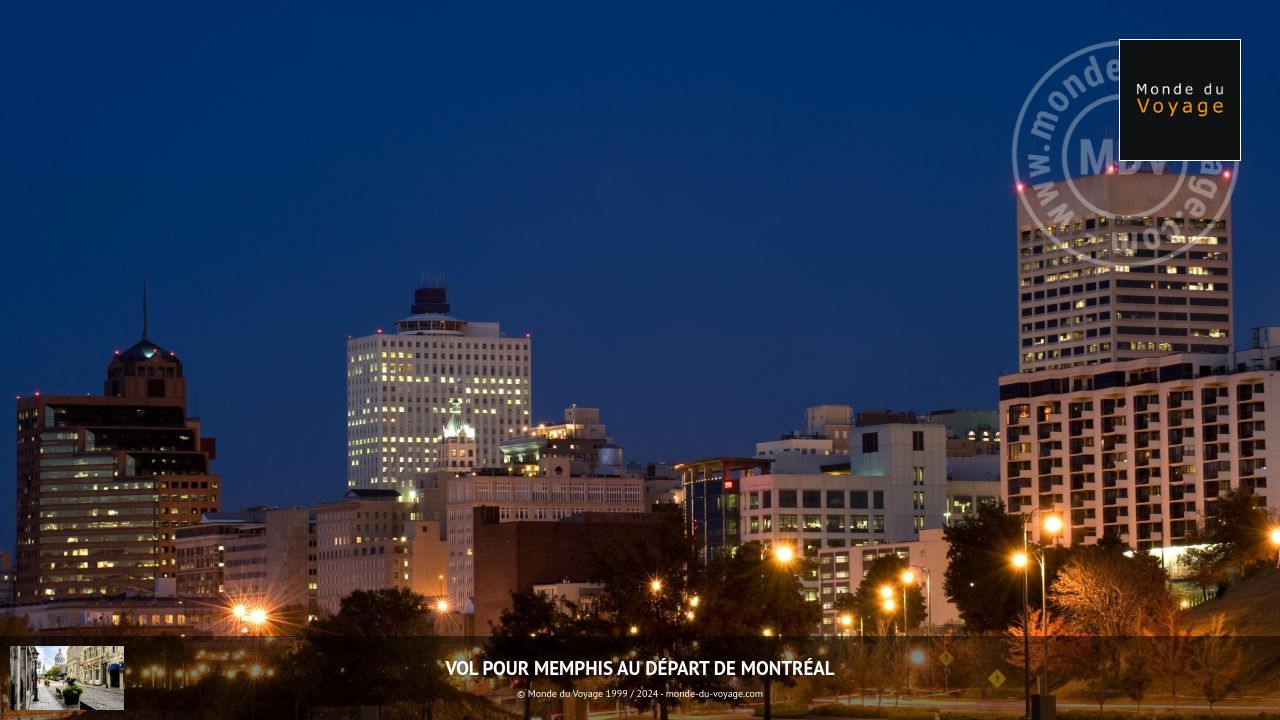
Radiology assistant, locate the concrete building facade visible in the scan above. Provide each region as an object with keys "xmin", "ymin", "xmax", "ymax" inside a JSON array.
[
  {"xmin": 1017, "ymin": 172, "xmax": 1232, "ymax": 372},
  {"xmin": 346, "ymin": 285, "xmax": 532, "ymax": 493},
  {"xmin": 64, "ymin": 645, "xmax": 124, "ymax": 688},
  {"xmin": 314, "ymin": 489, "xmax": 446, "ymax": 614},
  {"xmin": 1001, "ymin": 335, "xmax": 1280, "ymax": 549}
]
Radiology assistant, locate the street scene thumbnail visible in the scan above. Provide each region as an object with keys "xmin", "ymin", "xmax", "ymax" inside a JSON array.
[{"xmin": 8, "ymin": 645, "xmax": 125, "ymax": 712}]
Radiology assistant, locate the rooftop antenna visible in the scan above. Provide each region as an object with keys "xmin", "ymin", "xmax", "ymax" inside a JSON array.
[{"xmin": 142, "ymin": 280, "xmax": 149, "ymax": 341}]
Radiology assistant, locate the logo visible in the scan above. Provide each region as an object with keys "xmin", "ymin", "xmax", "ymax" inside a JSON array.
[{"xmin": 1011, "ymin": 42, "xmax": 1238, "ymax": 269}]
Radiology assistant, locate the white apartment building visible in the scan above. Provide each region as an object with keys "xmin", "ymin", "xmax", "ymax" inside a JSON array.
[
  {"xmin": 732, "ymin": 423, "xmax": 947, "ymax": 599},
  {"xmin": 445, "ymin": 456, "xmax": 645, "ymax": 610},
  {"xmin": 347, "ymin": 285, "xmax": 531, "ymax": 493},
  {"xmin": 1001, "ymin": 329, "xmax": 1280, "ymax": 550}
]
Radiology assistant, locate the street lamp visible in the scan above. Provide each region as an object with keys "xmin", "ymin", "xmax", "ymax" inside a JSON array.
[
  {"xmin": 1038, "ymin": 514, "xmax": 1062, "ymax": 695},
  {"xmin": 650, "ymin": 578, "xmax": 664, "ymax": 594},
  {"xmin": 875, "ymin": 594, "xmax": 896, "ymax": 632},
  {"xmin": 773, "ymin": 544, "xmax": 796, "ymax": 565},
  {"xmin": 1270, "ymin": 527, "xmax": 1280, "ymax": 567},
  {"xmin": 900, "ymin": 566, "xmax": 933, "ymax": 637},
  {"xmin": 838, "ymin": 612, "xmax": 854, "ymax": 637},
  {"xmin": 1011, "ymin": 550, "xmax": 1031, "ymax": 719},
  {"xmin": 1013, "ymin": 510, "xmax": 1062, "ymax": 720}
]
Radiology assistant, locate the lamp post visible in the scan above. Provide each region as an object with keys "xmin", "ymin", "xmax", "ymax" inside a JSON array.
[
  {"xmin": 1039, "ymin": 514, "xmax": 1063, "ymax": 693},
  {"xmin": 900, "ymin": 566, "xmax": 932, "ymax": 638},
  {"xmin": 1011, "ymin": 550, "xmax": 1030, "ymax": 720},
  {"xmin": 1013, "ymin": 511, "xmax": 1063, "ymax": 720}
]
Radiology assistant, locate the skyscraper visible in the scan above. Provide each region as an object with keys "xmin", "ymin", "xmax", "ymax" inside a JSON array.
[
  {"xmin": 1017, "ymin": 172, "xmax": 1231, "ymax": 372},
  {"xmin": 346, "ymin": 285, "xmax": 532, "ymax": 493},
  {"xmin": 1001, "ymin": 170, "xmax": 1268, "ymax": 552},
  {"xmin": 15, "ymin": 303, "xmax": 221, "ymax": 601}
]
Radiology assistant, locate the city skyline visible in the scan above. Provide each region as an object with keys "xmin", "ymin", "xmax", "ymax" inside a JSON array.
[{"xmin": 5, "ymin": 4, "xmax": 1280, "ymax": 551}]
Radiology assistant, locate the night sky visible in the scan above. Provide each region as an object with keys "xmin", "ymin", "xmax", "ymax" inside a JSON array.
[{"xmin": 3, "ymin": 4, "xmax": 1278, "ymax": 546}]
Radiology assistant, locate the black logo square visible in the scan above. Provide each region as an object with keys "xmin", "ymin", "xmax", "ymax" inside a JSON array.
[{"xmin": 1119, "ymin": 39, "xmax": 1240, "ymax": 161}]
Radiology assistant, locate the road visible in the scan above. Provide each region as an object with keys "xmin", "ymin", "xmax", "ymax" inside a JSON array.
[
  {"xmin": 28, "ymin": 680, "xmax": 126, "ymax": 711},
  {"xmin": 73, "ymin": 681, "xmax": 126, "ymax": 710}
]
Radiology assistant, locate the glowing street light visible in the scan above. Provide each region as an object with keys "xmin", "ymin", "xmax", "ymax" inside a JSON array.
[
  {"xmin": 1043, "ymin": 514, "xmax": 1064, "ymax": 536},
  {"xmin": 1271, "ymin": 527, "xmax": 1280, "ymax": 567},
  {"xmin": 773, "ymin": 544, "xmax": 795, "ymax": 565},
  {"xmin": 838, "ymin": 612, "xmax": 854, "ymax": 637},
  {"xmin": 435, "ymin": 598, "xmax": 450, "ymax": 613},
  {"xmin": 1011, "ymin": 551, "xmax": 1029, "ymax": 569},
  {"xmin": 879, "ymin": 585, "xmax": 893, "ymax": 600},
  {"xmin": 761, "ymin": 628, "xmax": 774, "ymax": 637},
  {"xmin": 649, "ymin": 578, "xmax": 664, "ymax": 594},
  {"xmin": 232, "ymin": 604, "xmax": 248, "ymax": 621}
]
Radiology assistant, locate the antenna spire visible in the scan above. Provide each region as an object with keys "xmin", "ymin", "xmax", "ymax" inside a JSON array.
[{"xmin": 142, "ymin": 280, "xmax": 149, "ymax": 341}]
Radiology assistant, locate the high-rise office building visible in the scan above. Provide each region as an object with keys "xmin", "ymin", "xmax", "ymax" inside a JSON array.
[
  {"xmin": 1017, "ymin": 172, "xmax": 1231, "ymax": 372},
  {"xmin": 346, "ymin": 285, "xmax": 532, "ymax": 493},
  {"xmin": 15, "ymin": 311, "xmax": 221, "ymax": 601},
  {"xmin": 1002, "ymin": 170, "xmax": 1267, "ymax": 553}
]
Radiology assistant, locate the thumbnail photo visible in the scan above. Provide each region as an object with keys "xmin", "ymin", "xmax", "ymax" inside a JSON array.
[{"xmin": 7, "ymin": 645, "xmax": 125, "ymax": 712}]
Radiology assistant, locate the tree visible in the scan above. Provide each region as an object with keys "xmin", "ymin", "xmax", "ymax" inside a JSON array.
[
  {"xmin": 954, "ymin": 633, "xmax": 1007, "ymax": 700},
  {"xmin": 1186, "ymin": 488, "xmax": 1275, "ymax": 587},
  {"xmin": 1080, "ymin": 640, "xmax": 1122, "ymax": 711},
  {"xmin": 483, "ymin": 591, "xmax": 574, "ymax": 720},
  {"xmin": 585, "ymin": 507, "xmax": 709, "ymax": 720},
  {"xmin": 942, "ymin": 502, "xmax": 1027, "ymax": 631},
  {"xmin": 1180, "ymin": 544, "xmax": 1230, "ymax": 601},
  {"xmin": 1149, "ymin": 601, "xmax": 1193, "ymax": 708},
  {"xmin": 1003, "ymin": 609, "xmax": 1077, "ymax": 693},
  {"xmin": 697, "ymin": 541, "xmax": 821, "ymax": 720},
  {"xmin": 847, "ymin": 556, "xmax": 926, "ymax": 635},
  {"xmin": 1117, "ymin": 640, "xmax": 1154, "ymax": 713},
  {"xmin": 1193, "ymin": 615, "xmax": 1244, "ymax": 712},
  {"xmin": 302, "ymin": 588, "xmax": 453, "ymax": 720},
  {"xmin": 1051, "ymin": 544, "xmax": 1171, "ymax": 637}
]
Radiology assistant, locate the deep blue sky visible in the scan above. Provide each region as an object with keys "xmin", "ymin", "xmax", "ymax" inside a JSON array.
[{"xmin": 3, "ymin": 4, "xmax": 1278, "ymax": 546}]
